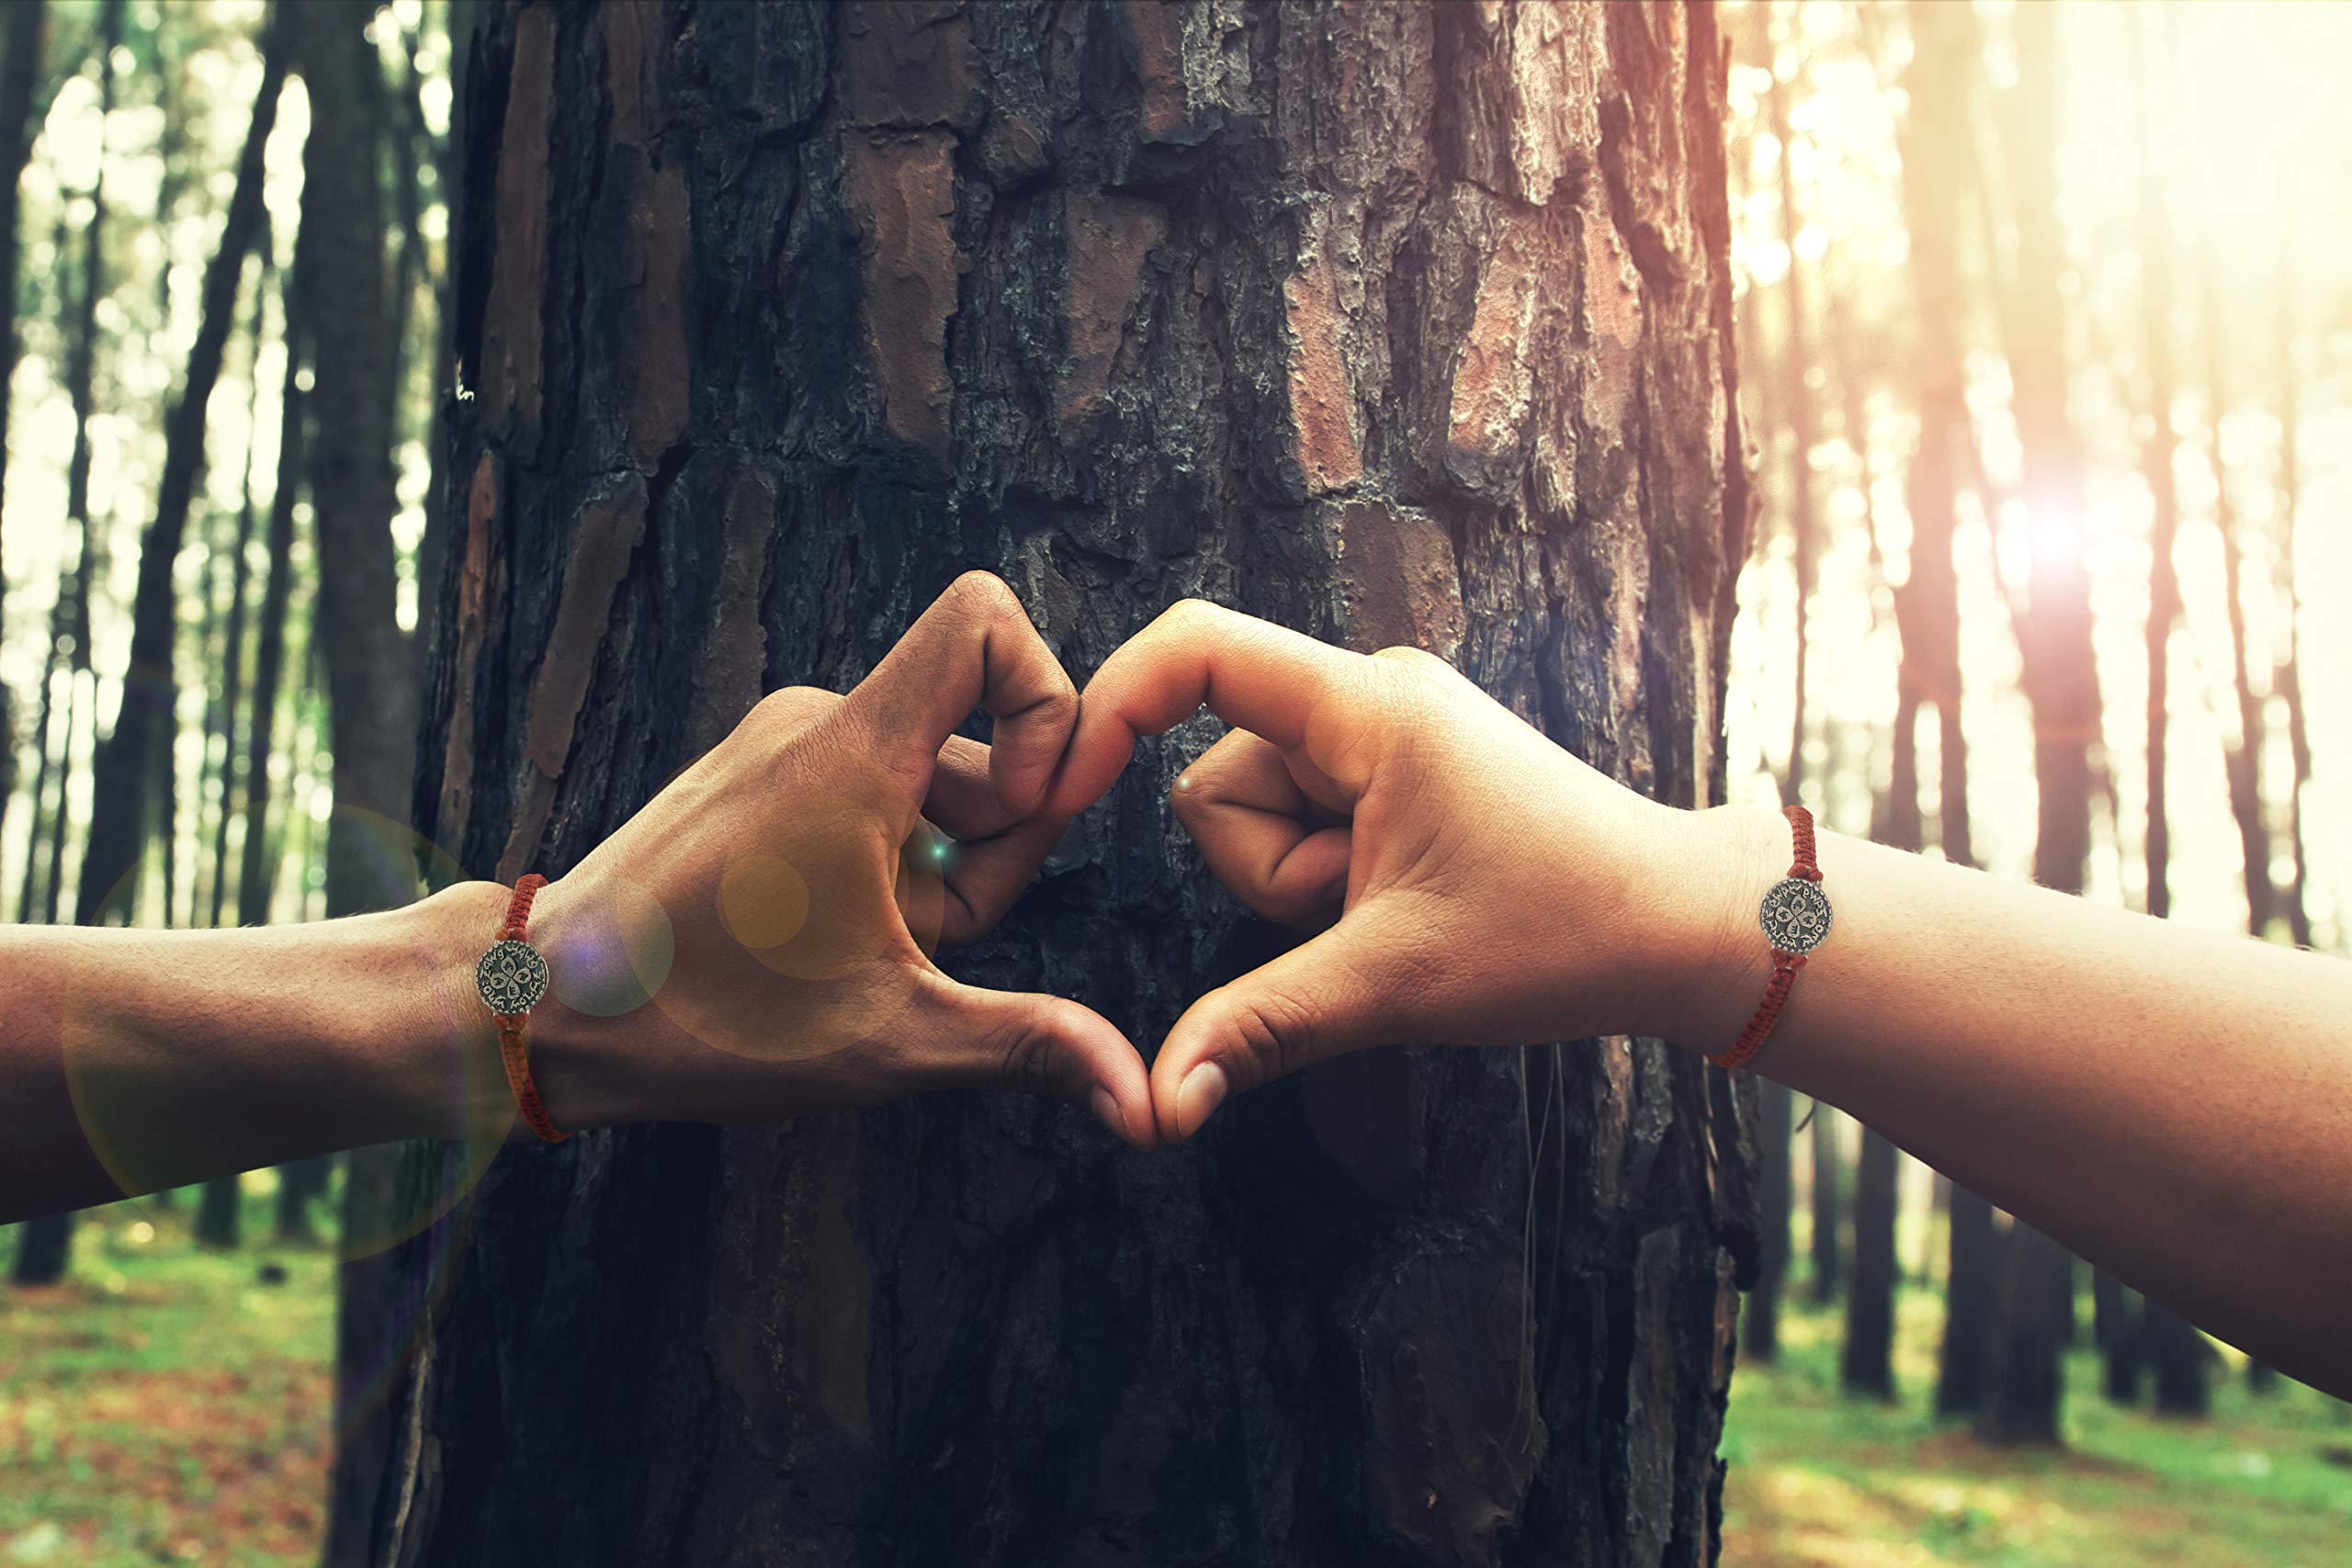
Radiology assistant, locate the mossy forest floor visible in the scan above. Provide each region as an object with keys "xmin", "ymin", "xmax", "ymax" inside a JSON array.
[
  {"xmin": 6, "ymin": 1194, "xmax": 2350, "ymax": 1564},
  {"xmin": 2, "ymin": 1190, "xmax": 334, "ymax": 1567},
  {"xmin": 1724, "ymin": 1276, "xmax": 2352, "ymax": 1566}
]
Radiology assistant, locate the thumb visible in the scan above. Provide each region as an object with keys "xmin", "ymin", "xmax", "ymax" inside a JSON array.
[
  {"xmin": 1149, "ymin": 919, "xmax": 1406, "ymax": 1144},
  {"xmin": 943, "ymin": 979, "xmax": 1159, "ymax": 1151}
]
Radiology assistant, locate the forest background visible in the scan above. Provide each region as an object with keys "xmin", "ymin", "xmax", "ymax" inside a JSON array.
[{"xmin": 0, "ymin": 2, "xmax": 2348, "ymax": 1564}]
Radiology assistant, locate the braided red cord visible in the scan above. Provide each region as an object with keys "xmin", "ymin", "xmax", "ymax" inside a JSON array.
[
  {"xmin": 1712, "ymin": 806, "xmax": 1818, "ymax": 1072},
  {"xmin": 492, "ymin": 874, "xmax": 569, "ymax": 1143},
  {"xmin": 498, "ymin": 874, "xmax": 545, "ymax": 942}
]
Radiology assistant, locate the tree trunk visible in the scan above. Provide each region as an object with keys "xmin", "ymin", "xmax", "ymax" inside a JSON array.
[
  {"xmin": 70, "ymin": 7, "xmax": 287, "ymax": 934},
  {"xmin": 237, "ymin": 259, "xmax": 307, "ymax": 931},
  {"xmin": 336, "ymin": 6, "xmax": 1756, "ymax": 1564},
  {"xmin": 9, "ymin": 0, "xmax": 121, "ymax": 1291},
  {"xmin": 1747, "ymin": 1077, "xmax": 1793, "ymax": 1361},
  {"xmin": 1974, "ymin": 0, "xmax": 2093, "ymax": 1431},
  {"xmin": 1934, "ymin": 1186, "xmax": 1996, "ymax": 1417},
  {"xmin": 0, "ymin": 0, "xmax": 47, "ymax": 830},
  {"xmin": 288, "ymin": 0, "xmax": 419, "ymax": 1387},
  {"xmin": 297, "ymin": 0, "xmax": 417, "ymax": 914},
  {"xmin": 196, "ymin": 1175, "xmax": 242, "ymax": 1249},
  {"xmin": 2093, "ymin": 1271, "xmax": 2141, "ymax": 1404},
  {"xmin": 1850, "ymin": 0, "xmax": 1978, "ymax": 1408},
  {"xmin": 1809, "ymin": 1100, "xmax": 1841, "ymax": 1303},
  {"xmin": 2127, "ymin": 11, "xmax": 2209, "ymax": 1424},
  {"xmin": 2206, "ymin": 246, "xmax": 2271, "ymax": 940},
  {"xmin": 1841, "ymin": 1126, "xmax": 1898, "ymax": 1401},
  {"xmin": 207, "ymin": 274, "xmax": 271, "ymax": 928},
  {"xmin": 1767, "ymin": 58, "xmax": 1818, "ymax": 803},
  {"xmin": 2270, "ymin": 243, "xmax": 2312, "ymax": 953}
]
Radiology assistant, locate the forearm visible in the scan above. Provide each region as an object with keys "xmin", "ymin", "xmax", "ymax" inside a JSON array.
[
  {"xmin": 1654, "ymin": 804, "xmax": 2352, "ymax": 1393},
  {"xmin": 0, "ymin": 882, "xmax": 522, "ymax": 1223}
]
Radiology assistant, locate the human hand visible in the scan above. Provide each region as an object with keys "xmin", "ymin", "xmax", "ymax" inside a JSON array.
[
  {"xmin": 522, "ymin": 573, "xmax": 1156, "ymax": 1147},
  {"xmin": 1047, "ymin": 602, "xmax": 1751, "ymax": 1143}
]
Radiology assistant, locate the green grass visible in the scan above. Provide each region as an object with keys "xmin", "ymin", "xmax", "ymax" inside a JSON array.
[
  {"xmin": 1724, "ymin": 1275, "xmax": 2352, "ymax": 1566},
  {"xmin": 0, "ymin": 1184, "xmax": 334, "ymax": 1567},
  {"xmin": 8, "ymin": 1192, "xmax": 2352, "ymax": 1565}
]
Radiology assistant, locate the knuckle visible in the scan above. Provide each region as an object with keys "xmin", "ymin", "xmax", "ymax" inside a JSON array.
[
  {"xmin": 992, "ymin": 1010, "xmax": 1061, "ymax": 1098},
  {"xmin": 948, "ymin": 570, "xmax": 1023, "ymax": 623},
  {"xmin": 1222, "ymin": 986, "xmax": 1316, "ymax": 1091},
  {"xmin": 755, "ymin": 684, "xmax": 831, "ymax": 729},
  {"xmin": 1159, "ymin": 597, "xmax": 1224, "ymax": 639},
  {"xmin": 1371, "ymin": 643, "xmax": 1442, "ymax": 671}
]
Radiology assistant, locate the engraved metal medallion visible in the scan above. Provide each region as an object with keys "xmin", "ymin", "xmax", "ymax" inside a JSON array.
[
  {"xmin": 476, "ymin": 938, "xmax": 550, "ymax": 1015},
  {"xmin": 1758, "ymin": 877, "xmax": 1833, "ymax": 955}
]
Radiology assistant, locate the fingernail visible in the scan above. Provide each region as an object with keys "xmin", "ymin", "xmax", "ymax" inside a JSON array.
[
  {"xmin": 1090, "ymin": 1087, "xmax": 1127, "ymax": 1143},
  {"xmin": 1176, "ymin": 1063, "xmax": 1228, "ymax": 1137}
]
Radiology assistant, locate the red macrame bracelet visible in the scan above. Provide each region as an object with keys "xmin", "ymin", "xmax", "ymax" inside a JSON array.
[
  {"xmin": 1711, "ymin": 805, "xmax": 1832, "ymax": 1072},
  {"xmin": 478, "ymin": 873, "xmax": 570, "ymax": 1143}
]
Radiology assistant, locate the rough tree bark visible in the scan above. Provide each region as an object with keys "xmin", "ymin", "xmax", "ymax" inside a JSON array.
[
  {"xmin": 1967, "ymin": 0, "xmax": 2084, "ymax": 1432},
  {"xmin": 337, "ymin": 5, "xmax": 1758, "ymax": 1565}
]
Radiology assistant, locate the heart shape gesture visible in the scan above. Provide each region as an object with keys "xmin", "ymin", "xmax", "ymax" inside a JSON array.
[{"xmin": 529, "ymin": 581, "xmax": 1751, "ymax": 1155}]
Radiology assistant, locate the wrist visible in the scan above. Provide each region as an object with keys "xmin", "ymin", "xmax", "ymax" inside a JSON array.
[
  {"xmin": 1623, "ymin": 802, "xmax": 1784, "ymax": 1055},
  {"xmin": 495, "ymin": 872, "xmax": 667, "ymax": 1132},
  {"xmin": 420, "ymin": 875, "xmax": 658, "ymax": 1137}
]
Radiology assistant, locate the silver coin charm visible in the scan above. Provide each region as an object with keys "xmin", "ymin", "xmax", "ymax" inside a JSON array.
[
  {"xmin": 476, "ymin": 938, "xmax": 551, "ymax": 1015},
  {"xmin": 1758, "ymin": 877, "xmax": 1833, "ymax": 955}
]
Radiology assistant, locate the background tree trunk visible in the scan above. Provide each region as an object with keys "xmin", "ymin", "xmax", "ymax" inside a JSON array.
[
  {"xmin": 1809, "ymin": 1100, "xmax": 1841, "ymax": 1303},
  {"xmin": 68, "ymin": 8, "xmax": 287, "ymax": 939},
  {"xmin": 195, "ymin": 1174, "xmax": 241, "ymax": 1249},
  {"xmin": 1840, "ymin": 1126, "xmax": 1898, "ymax": 1401},
  {"xmin": 1972, "ymin": 0, "xmax": 2089, "ymax": 1433},
  {"xmin": 340, "ymin": 5, "xmax": 1757, "ymax": 1564},
  {"xmin": 0, "ymin": 0, "xmax": 48, "ymax": 830},
  {"xmin": 10, "ymin": 0, "xmax": 122, "ymax": 1291},
  {"xmin": 2127, "ymin": 16, "xmax": 2209, "ymax": 1421},
  {"xmin": 2269, "ymin": 243, "xmax": 2312, "ymax": 953},
  {"xmin": 1747, "ymin": 1077, "xmax": 1792, "ymax": 1361}
]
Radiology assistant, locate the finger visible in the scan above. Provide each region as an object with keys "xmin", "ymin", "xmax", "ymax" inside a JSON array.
[
  {"xmin": 922, "ymin": 735, "xmax": 1009, "ymax": 840},
  {"xmin": 1049, "ymin": 600, "xmax": 1373, "ymax": 820},
  {"xmin": 910, "ymin": 736, "xmax": 1069, "ymax": 946},
  {"xmin": 850, "ymin": 571, "xmax": 1079, "ymax": 817},
  {"xmin": 1148, "ymin": 917, "xmax": 1408, "ymax": 1143},
  {"xmin": 1172, "ymin": 730, "xmax": 1351, "ymax": 928},
  {"xmin": 933, "ymin": 978, "xmax": 1158, "ymax": 1150}
]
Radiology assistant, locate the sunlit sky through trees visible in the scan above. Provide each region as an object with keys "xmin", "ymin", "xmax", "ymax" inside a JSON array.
[
  {"xmin": 0, "ymin": 0, "xmax": 2345, "ymax": 950},
  {"xmin": 1724, "ymin": 0, "xmax": 2350, "ymax": 949}
]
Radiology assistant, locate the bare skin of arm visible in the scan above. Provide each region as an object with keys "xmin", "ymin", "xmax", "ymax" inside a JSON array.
[
  {"xmin": 1052, "ymin": 601, "xmax": 2352, "ymax": 1397},
  {"xmin": 0, "ymin": 575, "xmax": 1157, "ymax": 1225}
]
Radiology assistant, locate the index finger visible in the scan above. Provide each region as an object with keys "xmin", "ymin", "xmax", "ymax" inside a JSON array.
[
  {"xmin": 1048, "ymin": 600, "xmax": 1370, "ymax": 819},
  {"xmin": 848, "ymin": 571, "xmax": 1079, "ymax": 817}
]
